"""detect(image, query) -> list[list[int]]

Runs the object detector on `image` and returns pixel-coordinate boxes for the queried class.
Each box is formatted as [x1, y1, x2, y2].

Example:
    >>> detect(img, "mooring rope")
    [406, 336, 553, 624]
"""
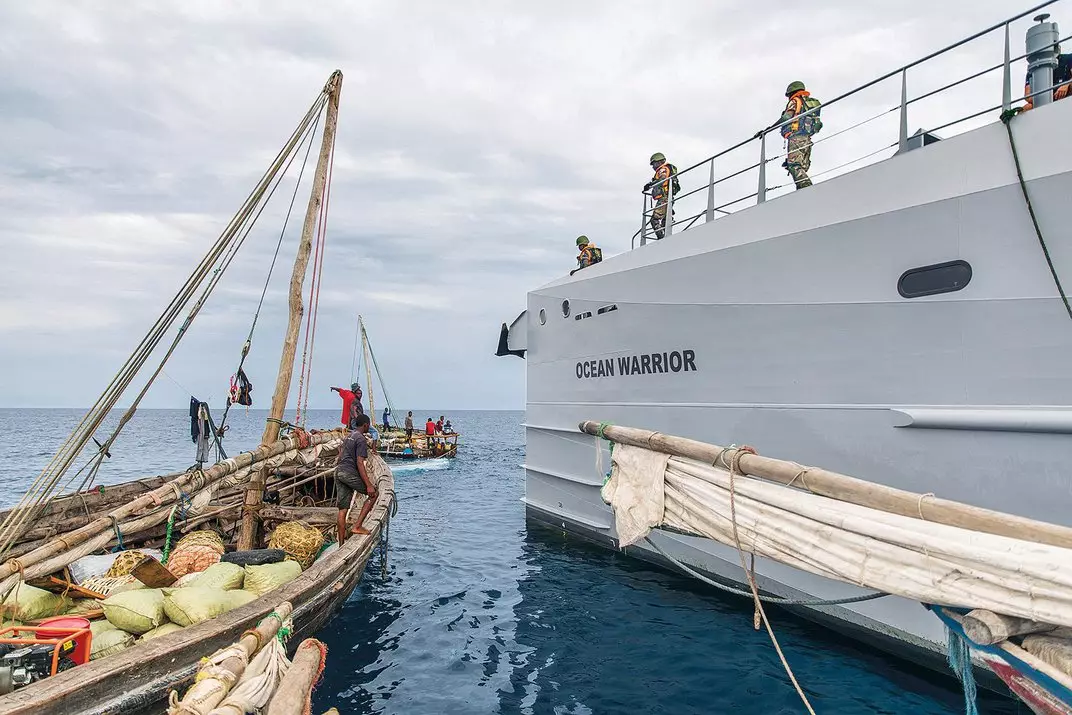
[725, 445, 816, 714]
[1002, 109, 1072, 322]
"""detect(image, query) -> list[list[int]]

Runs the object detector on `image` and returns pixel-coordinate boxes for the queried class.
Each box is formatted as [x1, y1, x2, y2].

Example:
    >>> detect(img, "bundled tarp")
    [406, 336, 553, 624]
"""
[601, 442, 1072, 628]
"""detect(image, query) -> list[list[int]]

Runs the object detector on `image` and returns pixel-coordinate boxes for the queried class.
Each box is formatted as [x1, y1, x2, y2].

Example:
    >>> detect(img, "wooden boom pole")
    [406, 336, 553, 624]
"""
[260, 70, 342, 448]
[238, 70, 342, 552]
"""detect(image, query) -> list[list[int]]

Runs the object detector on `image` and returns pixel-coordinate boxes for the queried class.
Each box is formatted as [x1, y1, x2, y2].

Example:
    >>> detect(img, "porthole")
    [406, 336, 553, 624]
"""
[539, 309, 547, 325]
[898, 260, 972, 298]
[561, 300, 570, 318]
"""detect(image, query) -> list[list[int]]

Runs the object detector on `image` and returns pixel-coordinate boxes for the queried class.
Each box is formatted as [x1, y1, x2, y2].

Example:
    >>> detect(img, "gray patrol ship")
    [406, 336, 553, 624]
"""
[498, 3, 1072, 672]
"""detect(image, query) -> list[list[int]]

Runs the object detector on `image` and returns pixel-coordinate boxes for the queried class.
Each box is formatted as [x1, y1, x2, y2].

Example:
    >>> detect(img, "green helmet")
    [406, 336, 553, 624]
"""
[649, 152, 665, 164]
[576, 235, 589, 246]
[785, 80, 806, 96]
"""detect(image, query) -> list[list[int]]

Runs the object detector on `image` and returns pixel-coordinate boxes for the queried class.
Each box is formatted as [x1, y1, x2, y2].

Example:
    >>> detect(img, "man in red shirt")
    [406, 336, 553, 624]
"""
[425, 417, 436, 435]
[330, 383, 364, 428]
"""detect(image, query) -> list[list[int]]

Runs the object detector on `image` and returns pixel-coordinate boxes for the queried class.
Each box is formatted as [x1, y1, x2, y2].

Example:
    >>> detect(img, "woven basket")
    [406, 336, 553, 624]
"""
[267, 521, 324, 570]
[173, 530, 225, 555]
[105, 550, 148, 578]
[80, 575, 141, 597]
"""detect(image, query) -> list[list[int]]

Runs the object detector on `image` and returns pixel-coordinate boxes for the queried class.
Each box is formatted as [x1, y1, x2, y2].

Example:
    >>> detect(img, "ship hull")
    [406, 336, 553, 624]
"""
[519, 99, 1072, 672]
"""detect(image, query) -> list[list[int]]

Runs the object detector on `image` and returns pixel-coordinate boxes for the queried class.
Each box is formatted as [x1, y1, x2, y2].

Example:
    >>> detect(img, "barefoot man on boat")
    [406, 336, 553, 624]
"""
[334, 413, 378, 542]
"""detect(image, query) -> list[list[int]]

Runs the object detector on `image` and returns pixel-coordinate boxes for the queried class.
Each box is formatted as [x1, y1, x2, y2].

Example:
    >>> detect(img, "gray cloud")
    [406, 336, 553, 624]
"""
[0, 0, 1038, 411]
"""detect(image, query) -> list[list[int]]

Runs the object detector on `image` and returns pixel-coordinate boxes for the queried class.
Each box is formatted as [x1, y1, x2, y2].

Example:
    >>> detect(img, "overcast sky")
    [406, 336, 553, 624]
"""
[0, 0, 1039, 412]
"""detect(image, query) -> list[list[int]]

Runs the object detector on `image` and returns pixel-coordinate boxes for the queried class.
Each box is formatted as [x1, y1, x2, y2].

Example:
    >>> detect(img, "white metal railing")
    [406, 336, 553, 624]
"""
[634, 0, 1069, 249]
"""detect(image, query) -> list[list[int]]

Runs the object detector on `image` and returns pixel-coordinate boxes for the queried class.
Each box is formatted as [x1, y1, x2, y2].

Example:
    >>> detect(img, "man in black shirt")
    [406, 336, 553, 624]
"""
[335, 413, 377, 543]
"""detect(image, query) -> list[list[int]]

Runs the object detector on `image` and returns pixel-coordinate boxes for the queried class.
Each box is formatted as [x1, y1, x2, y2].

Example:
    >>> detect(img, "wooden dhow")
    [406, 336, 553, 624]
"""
[0, 70, 396, 713]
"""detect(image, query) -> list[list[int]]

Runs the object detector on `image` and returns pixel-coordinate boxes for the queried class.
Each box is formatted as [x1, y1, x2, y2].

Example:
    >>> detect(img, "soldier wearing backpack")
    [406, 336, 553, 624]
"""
[643, 152, 680, 239]
[779, 81, 821, 189]
[756, 81, 822, 190]
[571, 235, 603, 276]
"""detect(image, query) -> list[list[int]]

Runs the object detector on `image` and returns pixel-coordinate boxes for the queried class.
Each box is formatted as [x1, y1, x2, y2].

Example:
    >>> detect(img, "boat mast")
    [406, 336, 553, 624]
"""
[238, 71, 341, 552]
[360, 315, 376, 424]
[260, 70, 342, 447]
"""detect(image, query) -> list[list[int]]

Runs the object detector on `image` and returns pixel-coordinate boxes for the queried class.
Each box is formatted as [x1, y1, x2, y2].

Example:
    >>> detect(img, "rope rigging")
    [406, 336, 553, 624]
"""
[217, 103, 324, 436]
[363, 322, 395, 416]
[294, 117, 336, 428]
[0, 79, 337, 561]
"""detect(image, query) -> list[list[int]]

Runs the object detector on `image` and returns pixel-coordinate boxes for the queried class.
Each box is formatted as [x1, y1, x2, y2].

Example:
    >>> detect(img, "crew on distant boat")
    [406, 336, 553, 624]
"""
[334, 413, 377, 543]
[436, 416, 445, 434]
[443, 419, 454, 434]
[1022, 44, 1072, 110]
[405, 411, 414, 440]
[643, 153, 678, 239]
[756, 81, 822, 190]
[382, 407, 392, 431]
[425, 417, 436, 436]
[330, 383, 364, 429]
[570, 235, 602, 276]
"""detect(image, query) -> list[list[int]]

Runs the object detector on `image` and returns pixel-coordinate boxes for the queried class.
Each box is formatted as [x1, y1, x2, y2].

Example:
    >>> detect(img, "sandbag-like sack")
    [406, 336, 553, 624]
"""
[140, 622, 184, 641]
[243, 561, 301, 597]
[1, 583, 68, 622]
[191, 562, 244, 591]
[90, 628, 134, 660]
[163, 587, 232, 627]
[223, 590, 258, 610]
[102, 589, 165, 634]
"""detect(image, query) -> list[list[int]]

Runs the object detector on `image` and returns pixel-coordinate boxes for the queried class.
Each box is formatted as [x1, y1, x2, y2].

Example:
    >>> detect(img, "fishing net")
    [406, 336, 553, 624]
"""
[167, 530, 226, 578]
[166, 545, 221, 578]
[267, 521, 324, 570]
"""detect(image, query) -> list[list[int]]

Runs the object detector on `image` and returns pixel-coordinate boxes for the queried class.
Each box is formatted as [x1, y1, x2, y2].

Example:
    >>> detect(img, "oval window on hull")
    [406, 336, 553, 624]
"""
[561, 300, 570, 318]
[898, 260, 972, 298]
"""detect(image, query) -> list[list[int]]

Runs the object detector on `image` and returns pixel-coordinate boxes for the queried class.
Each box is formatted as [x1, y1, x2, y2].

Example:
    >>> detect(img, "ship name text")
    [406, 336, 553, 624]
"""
[575, 350, 697, 379]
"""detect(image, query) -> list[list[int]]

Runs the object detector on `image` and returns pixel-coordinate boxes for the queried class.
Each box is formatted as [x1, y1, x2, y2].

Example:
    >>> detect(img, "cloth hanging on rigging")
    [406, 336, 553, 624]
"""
[190, 397, 227, 464]
[228, 369, 253, 407]
[189, 397, 202, 443]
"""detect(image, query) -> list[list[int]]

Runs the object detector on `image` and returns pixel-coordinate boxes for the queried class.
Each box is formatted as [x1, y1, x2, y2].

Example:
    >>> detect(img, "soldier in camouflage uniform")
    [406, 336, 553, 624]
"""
[781, 81, 821, 189]
[643, 152, 677, 239]
[757, 81, 822, 190]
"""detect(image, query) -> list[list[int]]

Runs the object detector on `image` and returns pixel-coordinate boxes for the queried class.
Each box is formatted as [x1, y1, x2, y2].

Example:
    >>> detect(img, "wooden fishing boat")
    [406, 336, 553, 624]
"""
[0, 70, 396, 713]
[582, 421, 1072, 714]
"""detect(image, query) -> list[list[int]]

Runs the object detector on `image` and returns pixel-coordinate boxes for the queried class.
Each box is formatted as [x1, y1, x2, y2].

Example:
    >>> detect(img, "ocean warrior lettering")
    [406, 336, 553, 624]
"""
[575, 350, 697, 379]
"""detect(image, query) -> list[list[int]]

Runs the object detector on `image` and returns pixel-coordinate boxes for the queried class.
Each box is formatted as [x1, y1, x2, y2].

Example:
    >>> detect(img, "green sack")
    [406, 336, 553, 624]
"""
[243, 561, 301, 597]
[192, 562, 244, 591]
[223, 590, 258, 610]
[66, 598, 102, 616]
[90, 627, 134, 660]
[90, 619, 117, 639]
[140, 622, 184, 641]
[1, 583, 68, 622]
[102, 589, 165, 635]
[163, 587, 233, 627]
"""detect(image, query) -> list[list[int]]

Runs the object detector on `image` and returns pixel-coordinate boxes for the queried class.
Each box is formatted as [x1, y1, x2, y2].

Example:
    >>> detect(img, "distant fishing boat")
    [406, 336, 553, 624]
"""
[0, 71, 396, 714]
[354, 316, 461, 461]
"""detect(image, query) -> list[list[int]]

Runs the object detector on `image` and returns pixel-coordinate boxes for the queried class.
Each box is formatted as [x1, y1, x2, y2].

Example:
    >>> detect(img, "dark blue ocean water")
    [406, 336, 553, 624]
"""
[0, 409, 1022, 714]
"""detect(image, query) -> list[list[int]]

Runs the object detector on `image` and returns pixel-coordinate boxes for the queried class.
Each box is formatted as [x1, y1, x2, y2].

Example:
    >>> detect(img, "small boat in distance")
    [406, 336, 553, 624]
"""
[355, 316, 461, 461]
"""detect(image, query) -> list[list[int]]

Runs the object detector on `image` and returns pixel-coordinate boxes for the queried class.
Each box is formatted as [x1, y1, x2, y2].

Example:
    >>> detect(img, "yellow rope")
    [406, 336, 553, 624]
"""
[725, 446, 817, 715]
